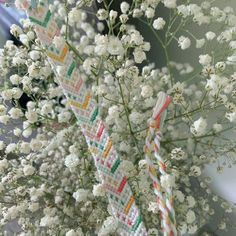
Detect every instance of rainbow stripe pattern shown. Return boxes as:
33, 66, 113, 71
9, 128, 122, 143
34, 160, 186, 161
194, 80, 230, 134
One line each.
145, 92, 177, 236
9, 0, 148, 235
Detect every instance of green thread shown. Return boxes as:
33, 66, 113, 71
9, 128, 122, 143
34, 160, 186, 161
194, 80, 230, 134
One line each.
132, 215, 142, 231
67, 61, 76, 77
29, 10, 51, 28
90, 107, 99, 122
111, 159, 121, 174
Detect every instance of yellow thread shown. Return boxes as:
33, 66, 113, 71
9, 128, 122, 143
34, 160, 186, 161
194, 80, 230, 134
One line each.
69, 93, 91, 110
47, 44, 68, 63
124, 196, 135, 215
103, 139, 112, 158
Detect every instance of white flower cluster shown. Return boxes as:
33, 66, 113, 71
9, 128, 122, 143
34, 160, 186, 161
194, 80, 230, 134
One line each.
0, 0, 236, 235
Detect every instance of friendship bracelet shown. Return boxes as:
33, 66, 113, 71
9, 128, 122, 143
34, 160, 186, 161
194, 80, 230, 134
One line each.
7, 0, 148, 234
145, 92, 177, 236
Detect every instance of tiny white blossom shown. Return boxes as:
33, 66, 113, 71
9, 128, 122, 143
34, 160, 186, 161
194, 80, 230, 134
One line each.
94, 34, 108, 56
140, 85, 153, 98
129, 111, 143, 124
186, 210, 196, 224
170, 147, 187, 160
8, 108, 23, 119
29, 50, 41, 61
23, 165, 35, 176
178, 222, 187, 234
68, 8, 82, 24
199, 54, 212, 66
73, 189, 89, 202
25, 110, 38, 123
65, 154, 80, 169
213, 123, 223, 132
188, 225, 198, 234
0, 115, 10, 125
20, 142, 31, 154
160, 174, 175, 188
96, 9, 108, 21
175, 190, 185, 202
5, 143, 17, 154
0, 105, 7, 115
205, 31, 216, 40
190, 166, 201, 177
107, 37, 124, 55
58, 111, 71, 123
66, 230, 78, 236
0, 159, 8, 172
1, 89, 13, 100
10, 24, 23, 37
186, 196, 196, 208
163, 0, 177, 9
218, 222, 226, 230
10, 74, 21, 85
153, 18, 166, 30
147, 202, 159, 213
120, 2, 130, 14
0, 141, 5, 151
98, 216, 118, 236
190, 117, 207, 136
109, 10, 118, 22
30, 139, 42, 151
92, 183, 106, 197
108, 105, 120, 119
215, 61, 226, 71
133, 9, 142, 18
177, 5, 189, 18
133, 48, 146, 63
225, 112, 236, 122
178, 36, 191, 50
196, 39, 205, 48
145, 8, 155, 19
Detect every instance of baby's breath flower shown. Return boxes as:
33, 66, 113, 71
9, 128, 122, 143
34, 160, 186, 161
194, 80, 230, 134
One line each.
120, 2, 130, 14
133, 48, 146, 63
189, 166, 201, 177
0, 1, 235, 235
23, 165, 35, 176
93, 183, 106, 197
68, 7, 82, 25
190, 117, 207, 136
107, 37, 124, 55
65, 154, 80, 170
10, 24, 23, 37
148, 202, 159, 214
97, 9, 108, 20
196, 38, 206, 48
199, 54, 212, 66
205, 31, 216, 40
160, 174, 175, 188
153, 17, 166, 30
178, 36, 191, 50
186, 210, 196, 224
170, 147, 187, 160
73, 189, 89, 202
163, 0, 177, 9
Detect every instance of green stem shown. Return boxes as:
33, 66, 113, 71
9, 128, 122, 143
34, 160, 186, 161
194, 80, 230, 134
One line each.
163, 126, 233, 144
117, 78, 143, 159
66, 40, 84, 62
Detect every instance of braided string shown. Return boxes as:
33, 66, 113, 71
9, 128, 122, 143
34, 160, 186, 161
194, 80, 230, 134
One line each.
145, 92, 177, 236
